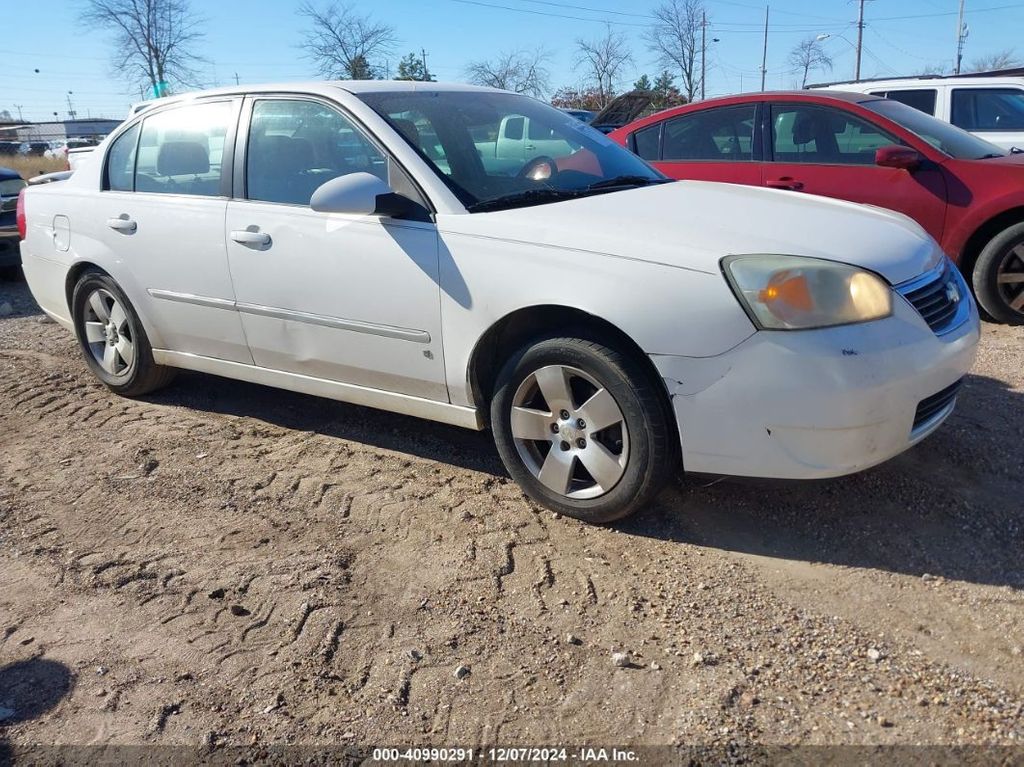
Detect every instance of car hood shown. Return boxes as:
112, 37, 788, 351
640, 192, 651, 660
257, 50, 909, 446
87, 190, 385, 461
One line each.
440, 181, 939, 286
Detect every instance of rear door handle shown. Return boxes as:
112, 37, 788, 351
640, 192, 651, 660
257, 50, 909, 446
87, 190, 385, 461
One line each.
230, 230, 271, 246
766, 177, 804, 191
107, 217, 137, 233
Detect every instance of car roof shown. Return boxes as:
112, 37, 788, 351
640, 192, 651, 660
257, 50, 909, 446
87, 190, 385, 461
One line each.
0, 166, 21, 181
810, 67, 1024, 88
145, 80, 506, 104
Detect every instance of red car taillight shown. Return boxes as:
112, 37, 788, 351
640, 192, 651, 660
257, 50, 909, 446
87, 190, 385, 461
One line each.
16, 187, 27, 240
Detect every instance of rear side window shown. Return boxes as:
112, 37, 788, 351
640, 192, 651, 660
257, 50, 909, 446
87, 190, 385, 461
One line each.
135, 101, 231, 196
246, 99, 387, 206
869, 89, 937, 116
105, 123, 140, 192
951, 88, 1024, 131
631, 124, 661, 160
772, 104, 900, 164
662, 105, 757, 161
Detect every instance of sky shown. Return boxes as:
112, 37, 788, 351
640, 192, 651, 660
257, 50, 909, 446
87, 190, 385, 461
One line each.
2, 0, 1023, 122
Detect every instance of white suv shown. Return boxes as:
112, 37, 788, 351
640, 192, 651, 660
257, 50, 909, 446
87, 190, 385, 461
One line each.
812, 72, 1024, 152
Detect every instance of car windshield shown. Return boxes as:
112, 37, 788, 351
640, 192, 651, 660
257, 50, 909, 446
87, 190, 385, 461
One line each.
357, 90, 666, 212
863, 98, 1007, 159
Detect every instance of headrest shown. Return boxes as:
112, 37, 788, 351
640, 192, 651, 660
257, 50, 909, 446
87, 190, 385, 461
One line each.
157, 141, 210, 176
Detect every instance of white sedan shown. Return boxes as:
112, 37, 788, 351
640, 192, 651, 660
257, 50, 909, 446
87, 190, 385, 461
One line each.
17, 81, 980, 523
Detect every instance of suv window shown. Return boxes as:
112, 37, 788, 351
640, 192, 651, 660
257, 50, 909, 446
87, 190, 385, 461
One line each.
105, 123, 140, 192
504, 116, 524, 141
246, 99, 387, 206
631, 124, 661, 160
135, 101, 231, 196
869, 89, 937, 116
951, 88, 1024, 131
772, 105, 900, 164
662, 104, 756, 161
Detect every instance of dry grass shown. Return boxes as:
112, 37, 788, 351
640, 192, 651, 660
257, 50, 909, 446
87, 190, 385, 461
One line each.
0, 154, 69, 180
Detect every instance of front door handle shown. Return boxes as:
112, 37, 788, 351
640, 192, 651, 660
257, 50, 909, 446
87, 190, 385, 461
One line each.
107, 217, 137, 233
230, 230, 271, 246
766, 177, 804, 191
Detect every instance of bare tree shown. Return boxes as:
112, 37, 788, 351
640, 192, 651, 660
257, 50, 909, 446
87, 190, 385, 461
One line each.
788, 37, 833, 88
644, 0, 705, 102
969, 49, 1021, 73
465, 49, 551, 97
80, 0, 205, 94
298, 2, 397, 80
573, 25, 633, 107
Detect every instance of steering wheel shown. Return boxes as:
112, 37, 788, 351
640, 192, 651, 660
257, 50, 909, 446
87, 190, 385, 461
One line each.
518, 155, 558, 182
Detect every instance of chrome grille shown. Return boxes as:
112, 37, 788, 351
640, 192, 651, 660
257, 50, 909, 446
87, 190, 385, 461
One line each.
897, 262, 966, 334
913, 378, 963, 432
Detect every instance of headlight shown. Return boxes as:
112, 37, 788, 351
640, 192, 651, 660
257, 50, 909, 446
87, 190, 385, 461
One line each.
722, 255, 893, 330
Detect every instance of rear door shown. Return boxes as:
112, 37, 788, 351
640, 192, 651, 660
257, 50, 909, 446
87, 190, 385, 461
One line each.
763, 102, 948, 243
632, 103, 762, 185
93, 99, 251, 362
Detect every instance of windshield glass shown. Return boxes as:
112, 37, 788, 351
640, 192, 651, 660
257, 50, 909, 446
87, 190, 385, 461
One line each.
357, 90, 665, 212
863, 98, 1007, 159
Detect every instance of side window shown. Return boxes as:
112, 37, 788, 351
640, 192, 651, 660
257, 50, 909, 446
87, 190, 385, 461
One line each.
105, 123, 140, 191
504, 117, 524, 141
134, 102, 231, 196
951, 88, 1024, 131
772, 105, 900, 165
870, 89, 937, 116
662, 105, 757, 161
632, 124, 661, 161
246, 99, 386, 206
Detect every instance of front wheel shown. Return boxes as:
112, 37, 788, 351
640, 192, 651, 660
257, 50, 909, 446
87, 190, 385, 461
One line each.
490, 335, 676, 523
972, 222, 1024, 324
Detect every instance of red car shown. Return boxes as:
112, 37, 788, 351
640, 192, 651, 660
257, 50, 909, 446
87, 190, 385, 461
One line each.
609, 90, 1024, 324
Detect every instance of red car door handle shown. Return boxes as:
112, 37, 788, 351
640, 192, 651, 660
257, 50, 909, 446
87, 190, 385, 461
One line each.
766, 177, 804, 191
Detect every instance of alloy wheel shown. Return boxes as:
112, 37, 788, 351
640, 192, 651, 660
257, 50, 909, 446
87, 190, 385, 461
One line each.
81, 288, 136, 377
509, 364, 629, 500
997, 243, 1024, 316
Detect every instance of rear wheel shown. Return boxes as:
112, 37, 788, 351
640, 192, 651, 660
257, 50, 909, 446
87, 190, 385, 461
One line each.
71, 271, 175, 396
490, 334, 676, 523
972, 222, 1024, 325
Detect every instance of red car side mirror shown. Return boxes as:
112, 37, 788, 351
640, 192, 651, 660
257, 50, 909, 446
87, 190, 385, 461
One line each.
875, 145, 923, 171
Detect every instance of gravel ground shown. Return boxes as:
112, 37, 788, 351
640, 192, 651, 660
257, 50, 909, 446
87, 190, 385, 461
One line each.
1, 272, 1022, 756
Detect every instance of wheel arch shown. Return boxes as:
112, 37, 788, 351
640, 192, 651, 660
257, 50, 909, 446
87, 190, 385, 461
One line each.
65, 261, 108, 310
957, 206, 1024, 278
467, 304, 677, 433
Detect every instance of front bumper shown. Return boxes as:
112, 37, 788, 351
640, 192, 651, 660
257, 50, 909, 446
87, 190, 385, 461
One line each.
0, 230, 20, 267
654, 281, 980, 480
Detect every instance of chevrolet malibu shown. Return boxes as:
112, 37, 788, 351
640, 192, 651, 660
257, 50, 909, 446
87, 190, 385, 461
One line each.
17, 82, 980, 523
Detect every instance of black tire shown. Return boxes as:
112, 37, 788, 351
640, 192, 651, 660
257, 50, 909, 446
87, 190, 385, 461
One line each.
71, 270, 176, 396
490, 333, 676, 524
971, 221, 1024, 325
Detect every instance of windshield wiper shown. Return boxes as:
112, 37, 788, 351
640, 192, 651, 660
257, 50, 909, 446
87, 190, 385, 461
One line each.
977, 152, 1006, 159
466, 188, 585, 213
586, 175, 672, 191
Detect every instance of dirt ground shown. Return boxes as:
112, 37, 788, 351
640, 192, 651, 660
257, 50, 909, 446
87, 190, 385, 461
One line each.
1, 272, 1022, 756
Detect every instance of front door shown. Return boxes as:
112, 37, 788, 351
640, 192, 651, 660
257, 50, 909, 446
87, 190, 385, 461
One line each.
224, 97, 446, 401
764, 103, 948, 243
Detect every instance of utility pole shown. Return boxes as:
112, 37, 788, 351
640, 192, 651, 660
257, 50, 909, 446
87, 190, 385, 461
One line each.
66, 91, 77, 120
234, 72, 240, 86
421, 48, 429, 79
760, 5, 769, 91
701, 11, 707, 100
13, 104, 24, 121
954, 0, 966, 74
855, 0, 865, 81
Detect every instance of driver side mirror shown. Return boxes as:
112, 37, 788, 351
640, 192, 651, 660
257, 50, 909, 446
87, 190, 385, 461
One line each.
310, 172, 414, 217
875, 145, 923, 171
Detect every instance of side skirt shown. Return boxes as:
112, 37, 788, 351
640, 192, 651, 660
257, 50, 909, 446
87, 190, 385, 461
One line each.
152, 349, 484, 430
